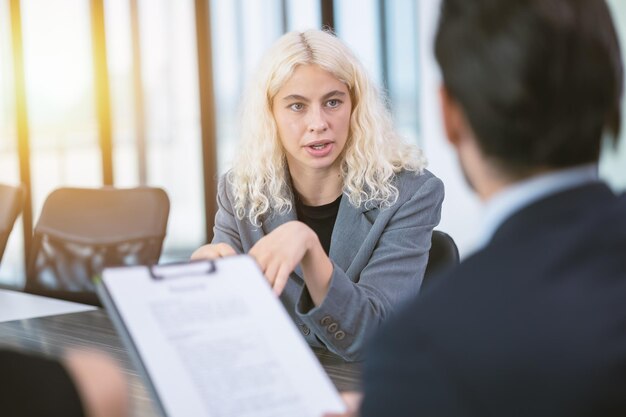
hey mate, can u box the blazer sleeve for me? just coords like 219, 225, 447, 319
295, 175, 444, 361
211, 175, 244, 253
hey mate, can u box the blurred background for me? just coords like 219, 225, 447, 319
1, 0, 625, 288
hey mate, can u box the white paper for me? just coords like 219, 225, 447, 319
102, 255, 345, 417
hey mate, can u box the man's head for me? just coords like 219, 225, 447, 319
435, 0, 623, 184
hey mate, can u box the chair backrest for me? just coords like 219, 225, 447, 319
423, 230, 460, 287
25, 187, 169, 305
0, 183, 25, 263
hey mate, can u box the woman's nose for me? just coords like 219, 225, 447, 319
308, 109, 328, 133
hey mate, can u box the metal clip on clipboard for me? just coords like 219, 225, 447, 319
149, 260, 216, 280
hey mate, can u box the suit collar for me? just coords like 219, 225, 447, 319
489, 181, 616, 246
476, 164, 599, 250
261, 203, 297, 235
329, 195, 376, 274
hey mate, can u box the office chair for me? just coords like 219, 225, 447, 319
423, 230, 460, 287
0, 183, 25, 264
25, 187, 170, 305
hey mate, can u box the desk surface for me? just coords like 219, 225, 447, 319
0, 309, 361, 417
0, 288, 96, 322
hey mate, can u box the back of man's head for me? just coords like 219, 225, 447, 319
435, 0, 623, 178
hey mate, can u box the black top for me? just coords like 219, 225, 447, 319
295, 194, 342, 255
0, 349, 85, 417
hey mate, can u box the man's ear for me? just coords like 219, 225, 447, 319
439, 85, 465, 149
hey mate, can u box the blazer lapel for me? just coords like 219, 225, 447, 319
329, 195, 375, 274
261, 205, 297, 236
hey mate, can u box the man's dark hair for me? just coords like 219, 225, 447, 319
435, 0, 623, 177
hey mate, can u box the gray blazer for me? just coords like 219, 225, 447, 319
212, 169, 444, 361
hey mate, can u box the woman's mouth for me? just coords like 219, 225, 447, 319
305, 141, 334, 157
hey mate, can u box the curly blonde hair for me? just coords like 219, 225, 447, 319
229, 29, 427, 226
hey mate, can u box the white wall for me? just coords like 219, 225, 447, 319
418, 0, 482, 258
417, 0, 626, 258
600, 0, 626, 192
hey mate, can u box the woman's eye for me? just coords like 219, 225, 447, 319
289, 103, 304, 111
326, 99, 341, 108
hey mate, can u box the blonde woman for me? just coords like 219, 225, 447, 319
192, 30, 443, 361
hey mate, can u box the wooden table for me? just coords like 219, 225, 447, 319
0, 309, 361, 416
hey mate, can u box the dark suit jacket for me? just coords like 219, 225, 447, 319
0, 349, 85, 416
362, 182, 626, 417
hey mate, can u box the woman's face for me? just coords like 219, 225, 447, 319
272, 64, 352, 177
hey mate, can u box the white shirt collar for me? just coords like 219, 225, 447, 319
474, 164, 600, 250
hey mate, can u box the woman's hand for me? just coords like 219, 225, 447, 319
249, 221, 334, 302
249, 221, 315, 296
190, 243, 236, 260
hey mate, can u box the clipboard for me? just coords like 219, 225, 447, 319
97, 255, 346, 417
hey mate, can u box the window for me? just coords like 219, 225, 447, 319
22, 0, 101, 214
0, 0, 23, 285
335, 0, 420, 143
0, 0, 427, 285
211, 0, 284, 174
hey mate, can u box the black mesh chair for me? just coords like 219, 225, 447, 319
423, 230, 460, 287
25, 187, 169, 305
0, 183, 25, 264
